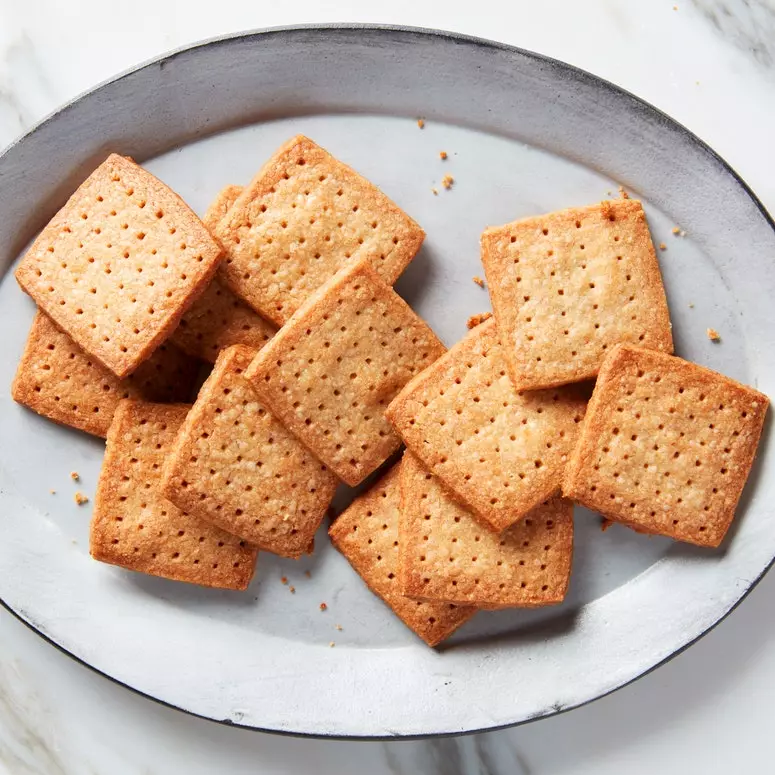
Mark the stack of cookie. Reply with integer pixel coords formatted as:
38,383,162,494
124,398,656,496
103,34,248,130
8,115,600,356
10,135,768,648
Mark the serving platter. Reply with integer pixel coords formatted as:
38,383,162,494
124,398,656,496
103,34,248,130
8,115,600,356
0,25,773,738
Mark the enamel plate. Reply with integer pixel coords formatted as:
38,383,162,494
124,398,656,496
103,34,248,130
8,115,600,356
0,25,773,738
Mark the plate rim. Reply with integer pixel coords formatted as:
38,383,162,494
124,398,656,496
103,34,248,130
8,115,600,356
1,22,774,740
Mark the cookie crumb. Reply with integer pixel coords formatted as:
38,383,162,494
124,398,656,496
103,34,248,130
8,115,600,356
441,174,454,190
74,492,88,505
439,151,448,160
319,602,328,611
431,187,438,196
417,118,425,129
707,328,721,342
50,489,56,495
659,242,667,251
472,276,485,288
281,576,288,585
601,518,614,532
70,471,80,481
467,312,493,330
304,570,311,578
289,585,296,594
689,303,695,308
618,186,630,200
672,226,681,235
335,624,343,631
329,641,336,648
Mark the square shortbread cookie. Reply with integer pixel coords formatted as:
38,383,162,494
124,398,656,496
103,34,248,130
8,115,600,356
161,345,338,558
216,135,425,325
245,259,446,486
399,452,574,608
12,311,197,437
171,278,276,363
91,401,257,589
328,463,476,646
202,184,243,232
15,154,223,378
171,185,276,362
386,318,587,532
563,344,769,547
481,199,673,390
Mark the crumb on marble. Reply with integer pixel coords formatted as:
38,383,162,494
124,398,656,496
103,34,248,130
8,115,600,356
689,303,695,308
50,489,56,495
329,641,336,648
601,518,614,532
672,226,681,235
70,471,80,481
707,328,721,342
320,602,328,611
335,624,343,631
442,174,454,190
74,492,88,505
281,576,288,585
431,187,438,196
659,242,667,251
417,118,425,129
439,151,448,160
304,570,311,579
472,276,485,288
618,186,630,200
289,586,296,594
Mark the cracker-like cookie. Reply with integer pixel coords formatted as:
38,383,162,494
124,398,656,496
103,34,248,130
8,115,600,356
386,318,586,532
245,259,445,486
172,185,275,361
329,464,476,646
563,344,768,547
161,345,338,558
91,401,257,589
12,311,197,437
399,452,573,607
202,184,243,231
15,154,223,378
481,200,673,390
216,135,424,325
171,278,276,363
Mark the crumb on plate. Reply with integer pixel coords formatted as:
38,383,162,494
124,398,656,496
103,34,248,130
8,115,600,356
672,226,681,235
320,602,328,611
304,570,311,578
442,174,454,190
707,328,721,342
417,118,425,129
431,187,438,196
439,151,448,160
329,641,336,648
70,471,80,481
618,186,630,200
74,492,88,505
659,242,667,251
472,276,485,288
601,518,614,532
335,624,343,631
289,586,296,594
281,576,288,585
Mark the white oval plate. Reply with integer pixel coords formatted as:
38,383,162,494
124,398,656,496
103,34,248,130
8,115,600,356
0,25,773,738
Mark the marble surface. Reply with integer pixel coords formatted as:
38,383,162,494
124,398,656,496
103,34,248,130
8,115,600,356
1,0,775,772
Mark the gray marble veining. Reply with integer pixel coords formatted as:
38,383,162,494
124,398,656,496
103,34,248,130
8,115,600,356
690,0,775,72
0,31,55,145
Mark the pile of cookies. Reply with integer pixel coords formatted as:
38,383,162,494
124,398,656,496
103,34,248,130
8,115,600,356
11,135,768,647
